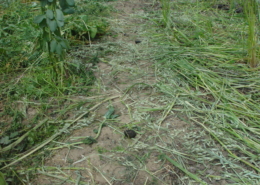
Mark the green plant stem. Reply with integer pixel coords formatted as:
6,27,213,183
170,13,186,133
0,119,48,153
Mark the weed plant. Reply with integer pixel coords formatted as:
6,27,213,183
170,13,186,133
0,0,110,183
66,0,110,44
0,2,38,70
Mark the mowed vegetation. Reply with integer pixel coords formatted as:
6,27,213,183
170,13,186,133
149,0,260,183
1,0,260,184
0,0,112,184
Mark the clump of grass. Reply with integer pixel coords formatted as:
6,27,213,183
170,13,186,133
243,0,260,67
159,0,171,27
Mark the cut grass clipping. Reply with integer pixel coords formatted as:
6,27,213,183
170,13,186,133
151,0,260,183
1,95,120,170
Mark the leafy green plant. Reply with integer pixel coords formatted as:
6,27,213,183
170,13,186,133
65,0,110,44
66,14,107,43
0,0,111,183
34,1,71,58
33,0,75,83
0,3,38,71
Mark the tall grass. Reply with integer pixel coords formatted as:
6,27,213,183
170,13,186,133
243,0,260,67
160,0,170,27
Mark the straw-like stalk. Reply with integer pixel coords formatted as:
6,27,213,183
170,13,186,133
244,0,259,68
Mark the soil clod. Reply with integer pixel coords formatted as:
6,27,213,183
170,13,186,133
124,129,137,138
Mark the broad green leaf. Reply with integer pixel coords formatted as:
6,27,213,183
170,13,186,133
10,131,19,138
56,9,64,21
0,172,7,185
40,0,48,7
111,114,119,119
63,8,75,15
66,0,75,6
50,39,57,53
54,36,62,41
47,19,57,32
56,9,64,27
46,9,54,19
104,106,115,119
0,136,11,145
59,0,68,9
55,43,62,55
60,40,69,49
54,29,62,37
39,19,47,28
34,14,45,24
56,20,64,27
90,26,97,39
48,0,53,2
82,136,97,145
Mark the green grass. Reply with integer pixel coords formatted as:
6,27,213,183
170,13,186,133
0,0,111,184
243,0,260,67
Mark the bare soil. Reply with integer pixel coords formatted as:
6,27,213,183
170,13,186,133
31,0,229,184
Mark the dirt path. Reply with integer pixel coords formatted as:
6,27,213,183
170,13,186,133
33,1,215,184
33,1,172,184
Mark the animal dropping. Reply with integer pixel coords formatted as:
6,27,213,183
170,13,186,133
124,130,137,138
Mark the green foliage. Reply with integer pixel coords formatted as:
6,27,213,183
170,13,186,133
0,3,39,71
0,0,111,183
0,61,95,102
0,136,12,145
0,172,7,185
97,146,109,154
0,0,110,72
65,0,110,43
34,0,75,60
82,136,97,145
66,14,108,42
104,106,119,119
0,132,19,147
